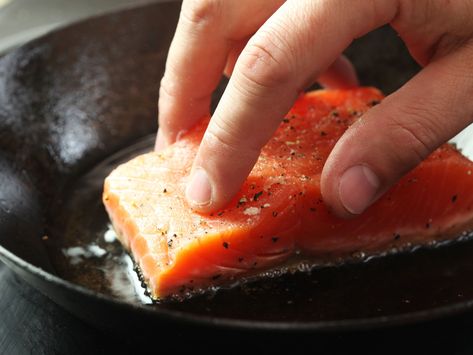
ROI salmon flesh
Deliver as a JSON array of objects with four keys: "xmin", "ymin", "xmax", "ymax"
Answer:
[{"xmin": 103, "ymin": 88, "xmax": 473, "ymax": 299}]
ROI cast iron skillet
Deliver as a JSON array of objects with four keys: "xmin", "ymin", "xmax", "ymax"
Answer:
[{"xmin": 2, "ymin": 0, "xmax": 473, "ymax": 335}]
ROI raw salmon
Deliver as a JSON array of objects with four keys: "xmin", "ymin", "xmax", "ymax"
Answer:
[{"xmin": 103, "ymin": 88, "xmax": 473, "ymax": 299}]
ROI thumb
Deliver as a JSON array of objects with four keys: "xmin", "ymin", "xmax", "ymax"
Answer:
[{"xmin": 321, "ymin": 44, "xmax": 473, "ymax": 217}]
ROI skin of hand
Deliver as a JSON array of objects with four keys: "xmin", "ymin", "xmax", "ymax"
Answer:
[{"xmin": 156, "ymin": 0, "xmax": 473, "ymax": 218}]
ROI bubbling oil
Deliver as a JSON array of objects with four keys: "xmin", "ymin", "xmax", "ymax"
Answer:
[
  {"xmin": 60, "ymin": 222, "xmax": 473, "ymax": 304},
  {"xmin": 59, "ymin": 224, "xmax": 152, "ymax": 304}
]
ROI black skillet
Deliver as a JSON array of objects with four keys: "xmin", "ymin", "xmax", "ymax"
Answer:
[{"xmin": 2, "ymin": 0, "xmax": 473, "ymax": 338}]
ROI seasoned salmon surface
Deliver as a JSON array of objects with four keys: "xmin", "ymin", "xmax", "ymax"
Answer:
[{"xmin": 104, "ymin": 88, "xmax": 473, "ymax": 298}]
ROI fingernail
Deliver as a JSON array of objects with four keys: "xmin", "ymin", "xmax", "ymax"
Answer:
[
  {"xmin": 155, "ymin": 130, "xmax": 166, "ymax": 151},
  {"xmin": 186, "ymin": 168, "xmax": 212, "ymax": 207},
  {"xmin": 338, "ymin": 165, "xmax": 380, "ymax": 214}
]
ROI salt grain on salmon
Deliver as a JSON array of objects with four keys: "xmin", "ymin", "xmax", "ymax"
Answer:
[{"xmin": 243, "ymin": 207, "xmax": 260, "ymax": 216}]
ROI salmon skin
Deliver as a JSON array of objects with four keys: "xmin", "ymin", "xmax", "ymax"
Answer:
[{"xmin": 103, "ymin": 88, "xmax": 473, "ymax": 299}]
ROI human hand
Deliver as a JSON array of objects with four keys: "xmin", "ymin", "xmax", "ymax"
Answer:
[{"xmin": 156, "ymin": 0, "xmax": 473, "ymax": 217}]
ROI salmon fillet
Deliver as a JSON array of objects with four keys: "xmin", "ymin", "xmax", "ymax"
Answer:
[{"xmin": 103, "ymin": 88, "xmax": 473, "ymax": 299}]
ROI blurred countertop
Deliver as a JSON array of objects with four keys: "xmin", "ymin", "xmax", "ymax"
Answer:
[{"xmin": 0, "ymin": 0, "xmax": 154, "ymax": 54}]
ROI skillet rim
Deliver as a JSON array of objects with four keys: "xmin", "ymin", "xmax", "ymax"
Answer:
[{"xmin": 1, "ymin": 0, "xmax": 473, "ymax": 333}]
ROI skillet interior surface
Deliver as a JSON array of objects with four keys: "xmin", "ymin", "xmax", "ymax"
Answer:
[{"xmin": 2, "ymin": 0, "xmax": 473, "ymax": 332}]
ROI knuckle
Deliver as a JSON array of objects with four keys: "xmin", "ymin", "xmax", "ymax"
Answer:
[
  {"xmin": 387, "ymin": 103, "xmax": 442, "ymax": 163},
  {"xmin": 237, "ymin": 30, "xmax": 293, "ymax": 91},
  {"xmin": 181, "ymin": 0, "xmax": 222, "ymax": 26},
  {"xmin": 205, "ymin": 119, "xmax": 260, "ymax": 156},
  {"xmin": 206, "ymin": 120, "xmax": 243, "ymax": 153},
  {"xmin": 158, "ymin": 77, "xmax": 183, "ymax": 133},
  {"xmin": 160, "ymin": 72, "xmax": 210, "ymax": 108},
  {"xmin": 388, "ymin": 122, "xmax": 429, "ymax": 165},
  {"xmin": 159, "ymin": 75, "xmax": 178, "ymax": 100}
]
